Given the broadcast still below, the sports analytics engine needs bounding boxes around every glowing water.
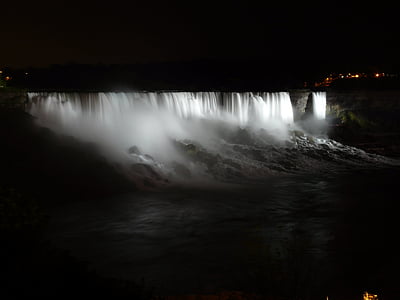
[27,91,294,127]
[312,92,326,120]
[26,91,395,186]
[27,91,296,183]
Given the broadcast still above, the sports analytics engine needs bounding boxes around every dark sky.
[1,1,398,68]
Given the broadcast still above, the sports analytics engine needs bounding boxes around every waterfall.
[25,90,389,185]
[312,91,326,120]
[27,91,294,126]
[26,91,297,184]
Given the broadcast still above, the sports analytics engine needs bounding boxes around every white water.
[26,91,297,184]
[27,91,296,159]
[27,92,295,150]
[312,91,326,120]
[27,91,393,187]
[28,92,294,126]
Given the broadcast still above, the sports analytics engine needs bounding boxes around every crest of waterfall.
[312,92,326,120]
[27,91,294,126]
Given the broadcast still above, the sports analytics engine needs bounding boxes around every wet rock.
[130,163,162,180]
[184,143,198,155]
[277,159,297,170]
[143,154,155,162]
[170,161,191,178]
[249,149,266,162]
[174,140,218,169]
[306,136,316,144]
[128,146,141,155]
[198,152,219,168]
[233,128,254,145]
[292,130,305,137]
[285,140,296,148]
[172,140,198,155]
[223,158,242,170]
[224,167,242,178]
[232,145,242,152]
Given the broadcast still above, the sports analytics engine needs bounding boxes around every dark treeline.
[4,59,400,91]
[5,60,313,91]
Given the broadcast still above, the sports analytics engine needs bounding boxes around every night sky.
[1,1,399,69]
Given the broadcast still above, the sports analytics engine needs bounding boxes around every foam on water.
[28,92,294,125]
[27,91,395,187]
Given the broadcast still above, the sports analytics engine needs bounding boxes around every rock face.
[289,89,311,120]
[325,88,400,157]
[0,91,27,109]
[289,88,400,156]
[326,89,400,115]
[325,89,400,129]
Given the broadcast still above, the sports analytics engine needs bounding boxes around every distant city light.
[363,291,378,300]
[315,71,394,87]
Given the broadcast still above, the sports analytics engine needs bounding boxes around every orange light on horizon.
[375,73,380,77]
[363,291,378,300]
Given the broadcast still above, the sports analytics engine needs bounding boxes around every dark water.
[44,166,400,299]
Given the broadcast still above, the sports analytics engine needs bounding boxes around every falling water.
[26,90,390,186]
[28,92,294,126]
[312,91,326,120]
[21,90,399,300]
[25,91,299,183]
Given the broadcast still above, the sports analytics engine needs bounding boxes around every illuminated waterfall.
[312,92,326,120]
[27,91,294,126]
[26,91,296,178]
[25,91,389,185]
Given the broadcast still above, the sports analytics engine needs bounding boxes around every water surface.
[44,167,400,299]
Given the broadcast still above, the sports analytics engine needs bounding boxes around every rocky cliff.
[0,91,27,109]
[325,89,400,157]
[289,88,400,157]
